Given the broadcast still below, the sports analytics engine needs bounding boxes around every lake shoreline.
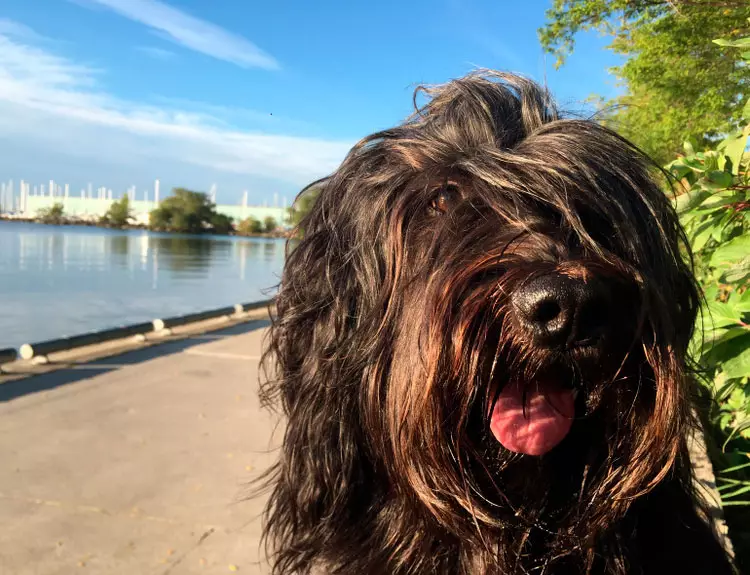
[0,215,290,239]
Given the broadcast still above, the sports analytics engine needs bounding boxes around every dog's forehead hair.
[311,71,697,341]
[328,73,670,244]
[294,73,695,314]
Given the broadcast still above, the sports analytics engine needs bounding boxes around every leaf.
[684,157,707,173]
[736,289,750,313]
[690,218,717,253]
[706,332,750,367]
[722,348,750,380]
[713,377,743,404]
[705,171,734,189]
[706,300,744,329]
[670,164,693,180]
[704,152,721,173]
[703,283,721,302]
[744,99,750,121]
[726,387,746,410]
[710,235,750,268]
[722,132,749,175]
[718,154,727,173]
[683,141,695,156]
[722,265,750,285]
[701,327,750,357]
[674,189,710,214]
[697,190,738,210]
[722,483,750,500]
[721,460,750,474]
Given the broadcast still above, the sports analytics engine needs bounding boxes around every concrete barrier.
[16,299,273,361]
[0,348,17,365]
[151,299,271,332]
[152,306,237,332]
[236,300,271,313]
[19,322,156,361]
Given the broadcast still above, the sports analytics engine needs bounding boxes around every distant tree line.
[32,187,282,236]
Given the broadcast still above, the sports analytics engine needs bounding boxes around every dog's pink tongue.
[490,380,575,456]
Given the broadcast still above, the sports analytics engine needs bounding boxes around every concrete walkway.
[0,320,276,575]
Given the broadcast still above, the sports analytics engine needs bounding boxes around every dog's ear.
[258,166,397,572]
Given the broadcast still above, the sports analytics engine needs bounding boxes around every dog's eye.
[430,184,461,214]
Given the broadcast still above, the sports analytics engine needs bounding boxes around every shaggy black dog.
[257,71,736,574]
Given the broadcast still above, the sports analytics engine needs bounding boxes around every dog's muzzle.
[488,273,613,457]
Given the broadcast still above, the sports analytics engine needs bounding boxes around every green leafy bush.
[287,186,321,236]
[666,29,750,566]
[237,216,264,235]
[36,202,65,225]
[263,216,278,233]
[149,188,228,234]
[100,194,132,228]
[211,213,234,235]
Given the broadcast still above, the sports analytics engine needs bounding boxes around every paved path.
[0,320,276,575]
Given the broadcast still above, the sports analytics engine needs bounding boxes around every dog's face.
[263,72,702,568]
[360,136,697,533]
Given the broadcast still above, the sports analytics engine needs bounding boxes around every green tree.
[263,216,278,233]
[37,202,65,225]
[100,194,132,228]
[287,186,322,234]
[539,1,750,164]
[237,216,264,235]
[149,188,227,234]
[211,212,234,235]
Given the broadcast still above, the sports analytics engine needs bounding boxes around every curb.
[6,299,273,364]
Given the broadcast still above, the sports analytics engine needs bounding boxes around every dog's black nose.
[511,274,608,348]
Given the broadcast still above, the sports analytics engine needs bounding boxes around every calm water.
[0,221,285,350]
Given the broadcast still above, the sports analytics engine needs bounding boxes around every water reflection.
[264,241,277,261]
[13,231,283,275]
[154,236,221,273]
[0,222,285,348]
[110,235,129,255]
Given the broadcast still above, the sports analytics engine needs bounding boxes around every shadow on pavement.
[0,319,270,403]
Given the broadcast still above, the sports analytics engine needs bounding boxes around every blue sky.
[0,0,623,206]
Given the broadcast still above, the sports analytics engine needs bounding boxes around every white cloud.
[0,23,350,192]
[76,0,279,70]
[135,45,177,61]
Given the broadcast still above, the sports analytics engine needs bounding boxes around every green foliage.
[211,213,234,235]
[237,217,264,235]
[149,188,228,234]
[263,216,278,233]
[540,3,750,164]
[36,202,65,225]
[286,186,322,235]
[100,194,132,228]
[666,33,750,565]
